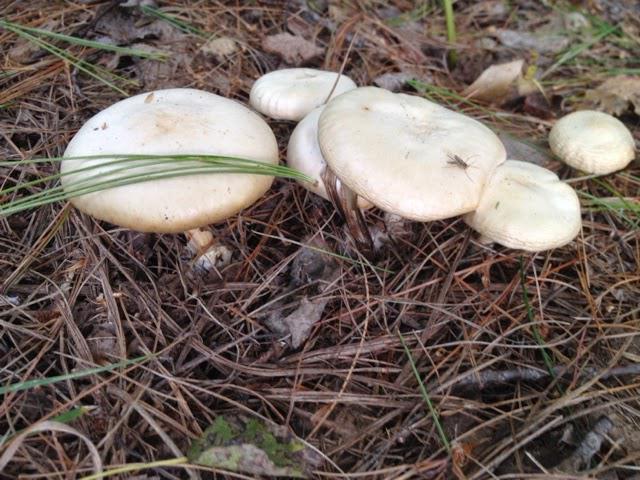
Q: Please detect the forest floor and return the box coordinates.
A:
[1,1,639,479]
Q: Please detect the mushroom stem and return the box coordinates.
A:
[184,228,232,273]
[185,228,216,257]
[321,166,374,256]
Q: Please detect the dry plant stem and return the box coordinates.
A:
[321,166,374,255]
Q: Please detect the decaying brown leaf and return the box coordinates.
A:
[463,59,524,103]
[584,75,640,116]
[263,33,323,65]
[495,29,569,54]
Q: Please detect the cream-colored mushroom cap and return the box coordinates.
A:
[549,110,635,174]
[318,87,507,221]
[463,160,581,251]
[62,88,278,233]
[250,68,357,121]
[287,106,371,209]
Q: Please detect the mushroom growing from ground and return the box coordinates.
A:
[286,105,372,209]
[549,110,636,175]
[316,86,507,249]
[463,160,582,251]
[61,88,279,271]
[249,68,357,121]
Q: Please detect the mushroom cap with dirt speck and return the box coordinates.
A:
[463,160,582,251]
[61,88,279,233]
[286,105,372,209]
[250,68,357,121]
[549,110,635,175]
[317,86,507,221]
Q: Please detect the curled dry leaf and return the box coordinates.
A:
[463,59,524,103]
[263,33,323,65]
[188,415,322,478]
[584,75,640,116]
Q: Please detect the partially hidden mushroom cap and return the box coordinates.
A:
[317,87,507,221]
[62,88,278,233]
[549,110,635,175]
[250,68,357,121]
[463,160,581,251]
[287,106,372,209]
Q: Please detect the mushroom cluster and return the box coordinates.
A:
[64,67,632,262]
[250,69,587,253]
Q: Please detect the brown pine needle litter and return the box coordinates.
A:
[1,1,639,479]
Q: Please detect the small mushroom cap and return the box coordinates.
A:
[318,87,507,221]
[463,160,581,251]
[62,88,278,233]
[287,106,371,208]
[549,110,635,175]
[250,68,357,121]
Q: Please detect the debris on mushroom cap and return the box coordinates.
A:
[62,88,279,233]
[249,68,357,121]
[463,160,581,251]
[287,106,372,209]
[549,110,636,175]
[317,86,507,221]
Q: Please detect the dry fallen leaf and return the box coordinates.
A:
[463,59,524,103]
[584,75,640,116]
[263,33,323,65]
[497,132,551,166]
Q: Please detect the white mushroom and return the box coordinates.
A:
[286,106,371,209]
[250,68,357,121]
[549,110,636,175]
[463,160,582,251]
[61,88,279,270]
[318,87,507,221]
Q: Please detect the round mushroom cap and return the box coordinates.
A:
[62,88,279,233]
[287,106,372,209]
[250,68,357,121]
[318,87,507,221]
[463,160,581,251]
[549,110,635,175]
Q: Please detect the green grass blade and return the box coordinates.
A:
[0,20,168,60]
[1,22,129,95]
[398,332,451,454]
[139,5,207,38]
[442,0,457,65]
[0,355,151,395]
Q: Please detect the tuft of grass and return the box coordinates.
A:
[0,154,314,217]
[398,332,451,454]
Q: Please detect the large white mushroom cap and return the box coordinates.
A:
[317,87,507,221]
[549,110,635,175]
[463,160,582,251]
[62,88,279,233]
[287,106,371,208]
[250,68,357,121]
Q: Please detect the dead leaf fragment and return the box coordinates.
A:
[373,72,414,92]
[188,415,321,478]
[584,75,640,116]
[497,133,551,166]
[263,33,323,65]
[284,297,329,349]
[463,60,524,103]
